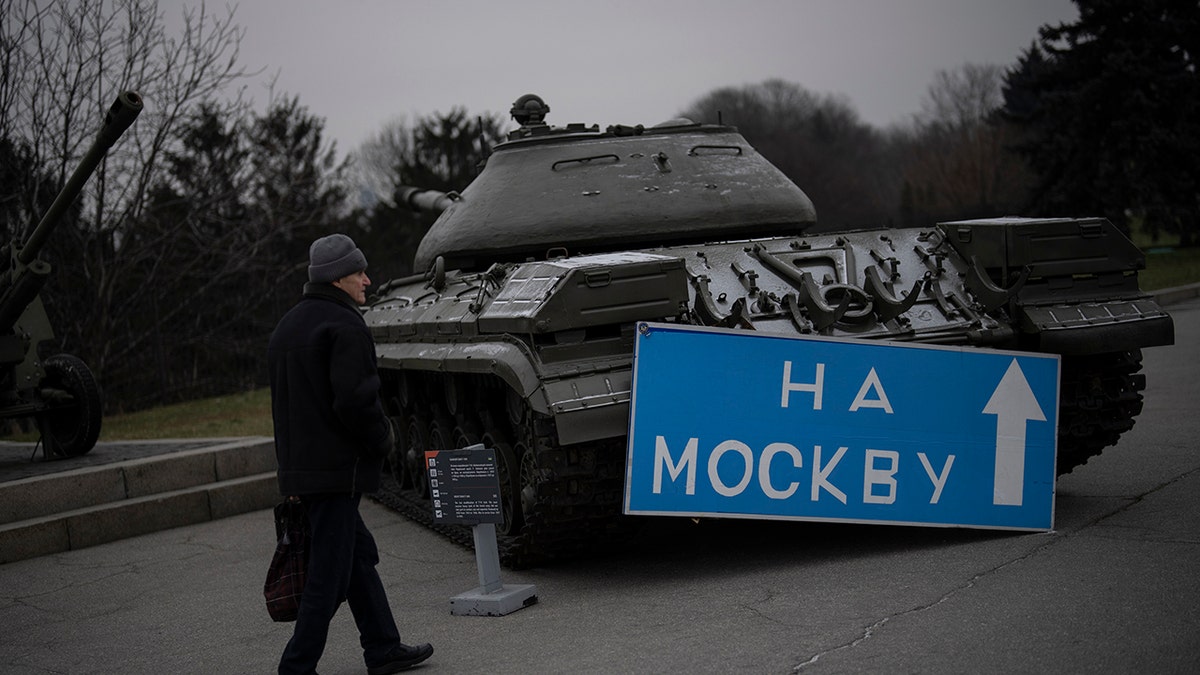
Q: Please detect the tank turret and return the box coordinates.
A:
[0,91,143,457]
[408,93,816,272]
[369,95,1173,568]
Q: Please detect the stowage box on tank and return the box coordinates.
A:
[366,94,1174,567]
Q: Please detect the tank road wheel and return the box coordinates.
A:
[516,440,542,526]
[483,431,523,536]
[36,354,102,458]
[453,423,482,449]
[428,416,456,452]
[426,416,458,499]
[385,414,408,486]
[405,416,431,498]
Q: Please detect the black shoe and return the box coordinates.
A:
[367,643,434,674]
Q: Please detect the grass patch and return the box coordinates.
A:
[96,388,275,440]
[1131,228,1200,290]
[4,388,274,442]
[1141,246,1200,290]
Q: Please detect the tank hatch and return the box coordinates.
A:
[413,95,818,272]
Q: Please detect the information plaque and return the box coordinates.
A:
[426,444,538,616]
[426,446,504,525]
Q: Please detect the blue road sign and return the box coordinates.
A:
[624,323,1060,531]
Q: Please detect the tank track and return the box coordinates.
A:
[1055,349,1146,475]
[373,372,641,569]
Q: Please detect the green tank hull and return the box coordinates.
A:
[366,95,1173,567]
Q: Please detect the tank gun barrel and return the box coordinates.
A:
[17,91,143,266]
[396,186,458,215]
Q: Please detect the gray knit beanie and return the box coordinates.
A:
[308,234,367,283]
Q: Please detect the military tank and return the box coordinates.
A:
[1,91,143,458]
[366,94,1174,567]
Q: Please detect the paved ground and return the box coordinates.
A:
[1,294,1196,674]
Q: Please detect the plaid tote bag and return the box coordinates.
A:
[264,498,309,622]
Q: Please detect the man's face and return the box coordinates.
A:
[333,270,371,305]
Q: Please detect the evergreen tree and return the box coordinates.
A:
[1001,0,1200,244]
[0,135,61,246]
[349,109,506,278]
[100,97,349,407]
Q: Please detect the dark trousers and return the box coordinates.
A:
[279,493,402,675]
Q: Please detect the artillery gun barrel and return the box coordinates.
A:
[396,186,457,215]
[17,91,143,266]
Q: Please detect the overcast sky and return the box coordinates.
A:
[226,0,1078,154]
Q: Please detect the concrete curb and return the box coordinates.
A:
[1152,280,1200,306]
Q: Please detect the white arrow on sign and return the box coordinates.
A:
[983,358,1047,506]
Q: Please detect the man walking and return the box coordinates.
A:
[268,234,433,675]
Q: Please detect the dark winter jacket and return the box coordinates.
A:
[268,282,392,495]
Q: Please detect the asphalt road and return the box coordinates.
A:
[0,297,1196,674]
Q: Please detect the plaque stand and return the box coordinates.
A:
[449,523,538,616]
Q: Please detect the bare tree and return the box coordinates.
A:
[96,94,351,406]
[1,0,262,409]
[348,109,507,277]
[352,109,508,203]
[2,0,251,231]
[351,116,417,207]
[679,79,898,230]
[919,64,1004,132]
[900,63,1032,223]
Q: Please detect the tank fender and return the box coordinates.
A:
[376,339,552,415]
[1020,297,1175,354]
[375,340,633,445]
